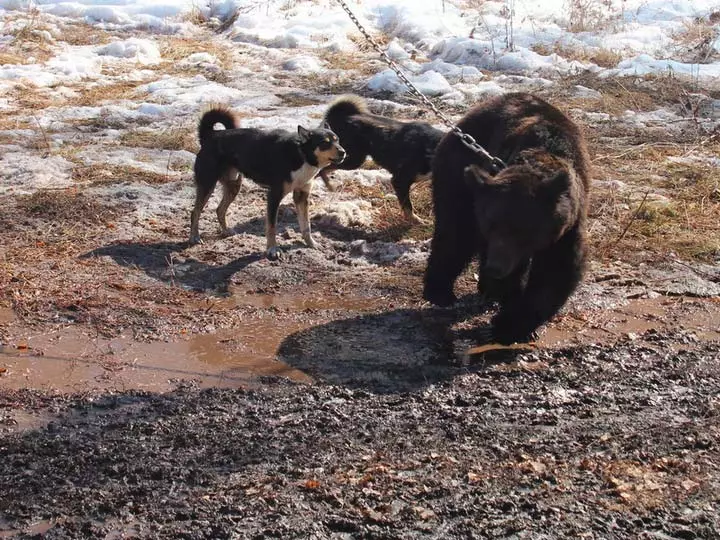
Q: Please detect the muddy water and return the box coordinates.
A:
[227,285,383,312]
[0,322,314,393]
[0,290,386,393]
[541,297,720,346]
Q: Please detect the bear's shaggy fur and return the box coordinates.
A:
[423,92,590,344]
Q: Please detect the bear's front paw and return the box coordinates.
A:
[423,286,457,307]
[490,312,539,345]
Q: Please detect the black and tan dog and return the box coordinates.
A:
[189,107,345,259]
[320,95,444,223]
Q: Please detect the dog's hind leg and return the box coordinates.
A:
[189,175,216,244]
[265,186,284,260]
[216,168,241,237]
[392,170,428,225]
[293,187,316,249]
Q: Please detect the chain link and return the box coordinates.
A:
[334,0,506,172]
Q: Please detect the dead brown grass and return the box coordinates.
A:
[15,189,120,225]
[556,72,718,117]
[342,178,434,242]
[590,141,720,263]
[3,10,57,64]
[68,81,140,107]
[120,127,197,153]
[672,15,720,64]
[71,163,176,186]
[532,43,622,69]
[59,21,113,46]
[156,36,235,82]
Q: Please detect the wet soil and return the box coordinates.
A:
[1,19,719,540]
[1,333,719,539]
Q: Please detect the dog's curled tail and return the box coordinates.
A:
[323,94,368,125]
[198,106,237,146]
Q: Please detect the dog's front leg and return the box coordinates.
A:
[293,186,316,248]
[265,187,284,260]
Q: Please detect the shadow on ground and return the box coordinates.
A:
[82,241,262,293]
[276,305,520,394]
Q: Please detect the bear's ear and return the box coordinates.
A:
[464,164,492,190]
[297,125,310,140]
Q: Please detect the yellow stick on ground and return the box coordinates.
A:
[465,342,538,356]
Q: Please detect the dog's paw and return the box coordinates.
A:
[303,234,317,249]
[189,234,203,245]
[266,246,282,260]
[408,213,429,226]
[324,180,337,192]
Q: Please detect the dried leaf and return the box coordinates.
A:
[304,479,320,490]
[467,471,481,483]
[681,479,699,491]
[16,342,29,351]
[0,367,7,374]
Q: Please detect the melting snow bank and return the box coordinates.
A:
[0,153,74,195]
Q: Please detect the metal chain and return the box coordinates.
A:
[334,0,506,172]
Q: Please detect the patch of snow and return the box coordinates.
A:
[282,55,325,73]
[0,152,74,195]
[314,200,373,229]
[368,68,452,96]
[96,38,161,65]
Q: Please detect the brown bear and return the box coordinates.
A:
[423,92,590,345]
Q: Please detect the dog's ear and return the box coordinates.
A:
[297,125,310,140]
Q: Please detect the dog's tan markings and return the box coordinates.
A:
[216,168,241,236]
[293,188,315,248]
[189,190,212,244]
[265,213,278,259]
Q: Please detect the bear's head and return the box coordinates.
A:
[464,151,581,280]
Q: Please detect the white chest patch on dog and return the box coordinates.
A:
[290,162,321,191]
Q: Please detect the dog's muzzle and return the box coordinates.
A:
[332,148,346,164]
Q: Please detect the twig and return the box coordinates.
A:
[604,189,651,253]
[32,114,51,157]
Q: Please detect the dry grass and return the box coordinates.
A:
[59,21,113,46]
[341,178,434,242]
[71,163,177,186]
[532,43,622,69]
[556,72,718,117]
[15,190,120,226]
[156,36,236,82]
[672,14,720,64]
[120,127,197,153]
[68,80,141,107]
[590,141,720,263]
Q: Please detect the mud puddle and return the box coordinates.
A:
[0,322,311,393]
[540,296,720,346]
[0,289,390,393]
[227,285,385,312]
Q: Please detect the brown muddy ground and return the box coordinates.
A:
[1,21,720,540]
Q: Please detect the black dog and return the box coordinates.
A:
[320,95,444,223]
[189,107,345,259]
